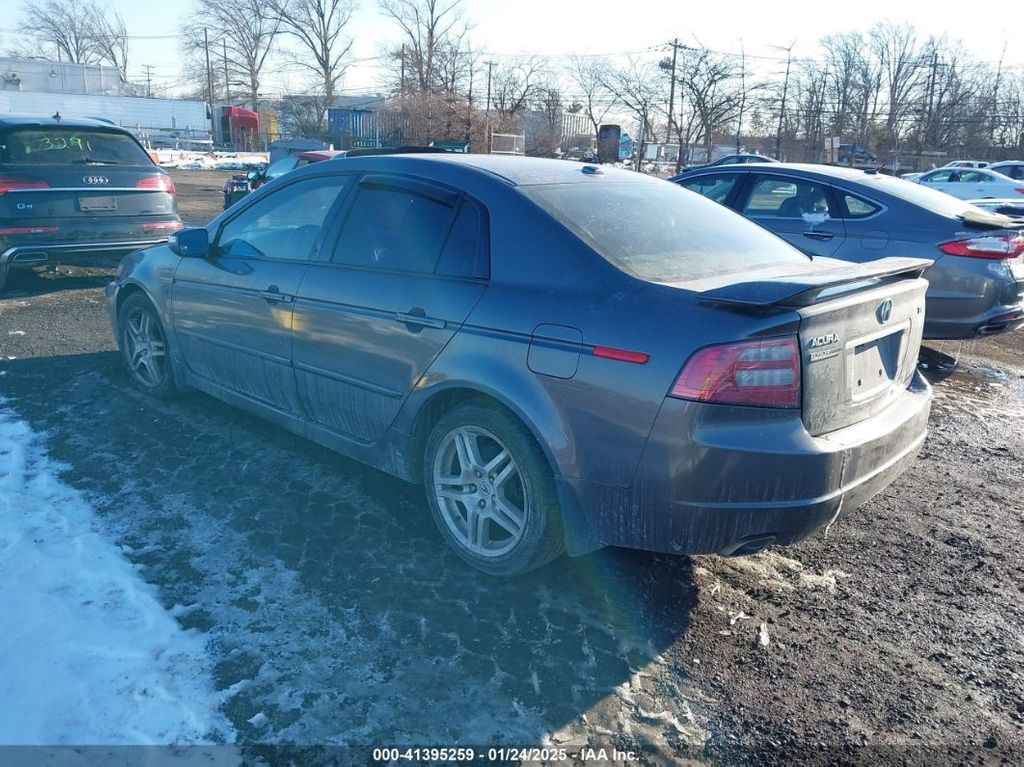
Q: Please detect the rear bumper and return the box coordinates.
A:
[1,238,167,271]
[924,302,1024,339]
[560,371,931,556]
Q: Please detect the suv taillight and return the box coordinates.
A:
[0,177,49,194]
[137,175,176,194]
[939,233,1024,260]
[671,337,801,408]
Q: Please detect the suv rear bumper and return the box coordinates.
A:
[1,239,166,270]
[559,370,931,556]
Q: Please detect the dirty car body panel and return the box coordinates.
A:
[108,155,933,560]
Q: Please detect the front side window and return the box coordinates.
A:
[921,170,953,183]
[217,175,349,261]
[681,173,738,204]
[332,185,457,273]
[742,177,834,220]
[0,127,152,165]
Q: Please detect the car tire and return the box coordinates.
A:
[117,292,179,399]
[423,402,565,576]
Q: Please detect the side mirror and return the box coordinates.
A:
[247,170,261,182]
[169,227,210,258]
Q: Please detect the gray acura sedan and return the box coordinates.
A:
[107,155,932,575]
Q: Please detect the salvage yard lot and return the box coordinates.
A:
[0,168,1022,761]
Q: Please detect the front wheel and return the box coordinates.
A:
[118,292,179,398]
[423,403,564,576]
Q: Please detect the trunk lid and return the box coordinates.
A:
[0,165,175,221]
[700,256,930,436]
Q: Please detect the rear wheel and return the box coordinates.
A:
[118,293,178,398]
[424,403,564,576]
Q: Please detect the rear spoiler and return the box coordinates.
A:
[699,257,932,309]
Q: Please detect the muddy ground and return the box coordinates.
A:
[0,168,1022,764]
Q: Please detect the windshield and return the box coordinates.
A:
[0,127,153,165]
[524,180,809,283]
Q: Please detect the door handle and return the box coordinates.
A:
[258,285,293,303]
[802,232,835,241]
[396,307,445,331]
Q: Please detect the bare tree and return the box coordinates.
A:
[270,0,356,130]
[566,55,616,141]
[89,7,129,81]
[677,46,746,163]
[604,58,666,169]
[380,0,467,94]
[870,21,926,152]
[184,0,281,108]
[19,0,101,64]
[490,56,544,123]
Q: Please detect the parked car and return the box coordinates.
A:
[968,198,1024,217]
[671,163,1024,339]
[108,155,932,575]
[942,160,990,169]
[687,153,777,171]
[223,149,345,208]
[0,115,182,292]
[914,167,1024,200]
[988,161,1024,181]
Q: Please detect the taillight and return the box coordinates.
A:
[0,177,49,195]
[939,234,1024,260]
[671,337,801,408]
[142,221,184,232]
[137,175,176,194]
[1016,188,1024,195]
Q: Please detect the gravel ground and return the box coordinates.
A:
[0,168,1022,762]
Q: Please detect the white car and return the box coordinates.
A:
[942,160,990,169]
[915,167,1024,200]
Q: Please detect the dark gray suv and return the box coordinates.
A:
[108,155,931,575]
[672,163,1024,339]
[0,115,182,292]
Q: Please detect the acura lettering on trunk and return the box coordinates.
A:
[107,155,933,576]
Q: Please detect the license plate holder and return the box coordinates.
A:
[849,328,904,401]
[80,195,117,212]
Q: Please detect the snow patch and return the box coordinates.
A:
[0,402,233,745]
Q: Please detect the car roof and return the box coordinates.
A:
[681,162,875,181]
[0,114,129,130]
[319,153,653,187]
[297,150,346,161]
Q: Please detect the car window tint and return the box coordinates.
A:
[525,181,809,284]
[681,174,737,204]
[217,175,348,261]
[742,177,833,218]
[265,157,298,179]
[333,186,456,273]
[843,194,880,218]
[0,127,152,165]
[436,201,489,279]
[962,171,989,183]
[923,170,953,182]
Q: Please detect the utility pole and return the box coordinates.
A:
[736,41,746,152]
[466,53,474,146]
[203,27,214,129]
[142,65,154,98]
[773,42,794,161]
[665,38,678,144]
[636,103,646,172]
[223,39,230,103]
[485,59,495,153]
[399,43,406,97]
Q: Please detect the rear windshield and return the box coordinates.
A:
[860,174,977,218]
[0,127,153,165]
[524,181,809,282]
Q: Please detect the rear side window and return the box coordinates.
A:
[680,174,737,204]
[333,186,456,273]
[436,201,489,279]
[525,181,808,284]
[0,127,152,165]
[842,194,880,218]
